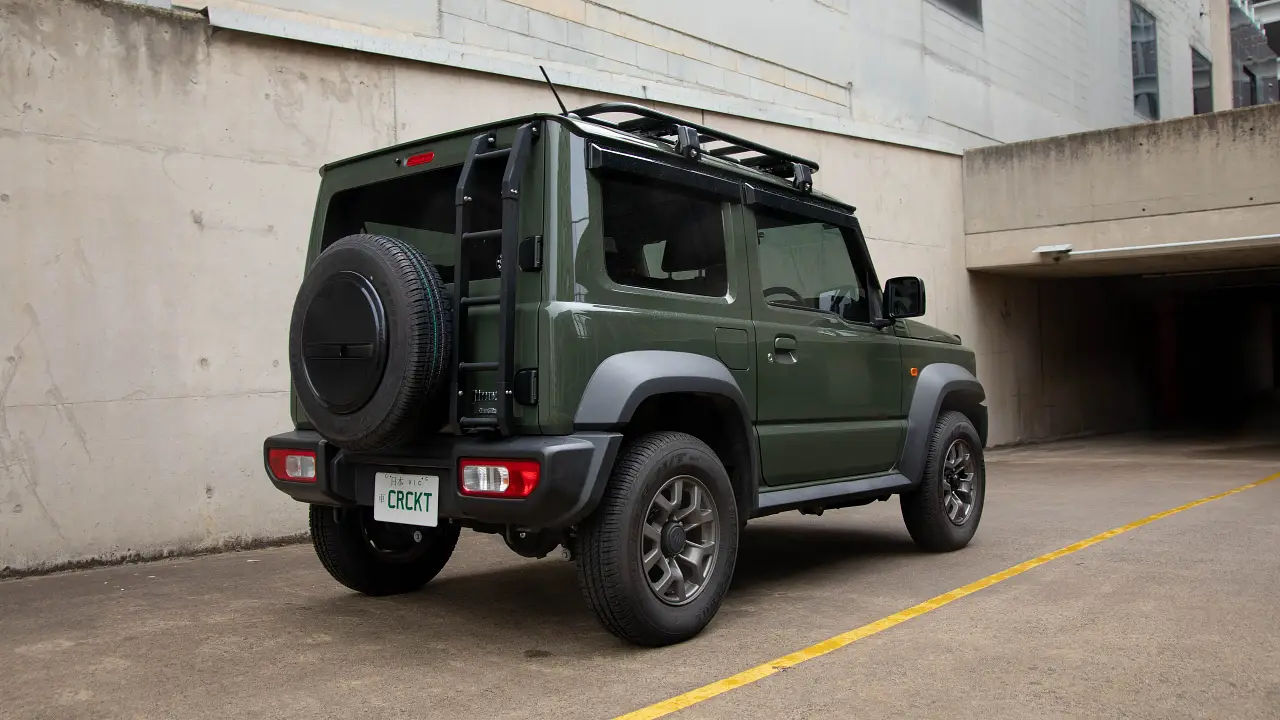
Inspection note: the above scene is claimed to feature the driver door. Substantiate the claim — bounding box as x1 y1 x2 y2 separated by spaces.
745 204 904 486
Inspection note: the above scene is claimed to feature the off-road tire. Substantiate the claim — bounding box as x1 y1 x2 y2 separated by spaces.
901 410 985 552
289 234 451 451
576 432 739 647
309 505 460 596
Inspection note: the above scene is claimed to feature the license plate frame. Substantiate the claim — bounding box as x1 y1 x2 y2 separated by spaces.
373 472 440 527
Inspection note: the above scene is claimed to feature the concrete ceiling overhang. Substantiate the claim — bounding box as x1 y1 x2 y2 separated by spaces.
973 234 1280 278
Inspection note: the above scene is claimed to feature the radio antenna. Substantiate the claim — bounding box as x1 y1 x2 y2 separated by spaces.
539 66 569 115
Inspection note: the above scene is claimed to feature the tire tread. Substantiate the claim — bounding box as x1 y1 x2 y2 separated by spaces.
901 410 985 552
309 506 459 596
576 431 737 646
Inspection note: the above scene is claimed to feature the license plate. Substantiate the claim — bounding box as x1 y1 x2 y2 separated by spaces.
373 472 439 527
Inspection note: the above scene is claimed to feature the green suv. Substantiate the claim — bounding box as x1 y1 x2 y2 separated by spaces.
263 103 988 646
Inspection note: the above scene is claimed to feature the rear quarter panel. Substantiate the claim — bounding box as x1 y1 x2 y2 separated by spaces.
537 127 755 434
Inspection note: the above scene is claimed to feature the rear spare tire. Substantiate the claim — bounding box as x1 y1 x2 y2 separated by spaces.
289 234 451 450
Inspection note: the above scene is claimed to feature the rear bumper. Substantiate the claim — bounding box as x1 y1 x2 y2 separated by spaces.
263 430 622 529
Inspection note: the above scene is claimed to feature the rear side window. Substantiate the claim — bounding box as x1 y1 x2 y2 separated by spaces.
322 163 504 283
599 174 728 297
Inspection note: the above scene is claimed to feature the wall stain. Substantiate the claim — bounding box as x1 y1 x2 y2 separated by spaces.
71 237 95 286
0 323 68 545
46 386 90 459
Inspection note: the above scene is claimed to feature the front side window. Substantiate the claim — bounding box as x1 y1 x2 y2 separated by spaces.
755 210 871 324
599 174 728 297
1131 3 1160 120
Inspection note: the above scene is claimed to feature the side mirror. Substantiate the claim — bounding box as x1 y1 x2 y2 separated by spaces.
884 276 926 320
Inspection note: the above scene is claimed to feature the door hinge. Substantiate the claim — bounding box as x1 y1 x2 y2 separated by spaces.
514 368 538 406
519 235 543 271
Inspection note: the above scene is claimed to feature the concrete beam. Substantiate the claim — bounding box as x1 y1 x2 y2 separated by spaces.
1257 0 1280 25
964 103 1280 275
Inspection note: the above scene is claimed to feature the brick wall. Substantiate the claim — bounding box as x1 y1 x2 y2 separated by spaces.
138 0 1221 151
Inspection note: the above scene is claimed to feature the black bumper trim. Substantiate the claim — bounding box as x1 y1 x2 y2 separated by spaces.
263 430 622 529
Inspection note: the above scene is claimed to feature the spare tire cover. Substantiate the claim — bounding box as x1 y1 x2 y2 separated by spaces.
289 234 451 450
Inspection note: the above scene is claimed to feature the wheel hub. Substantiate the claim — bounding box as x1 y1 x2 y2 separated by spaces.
941 438 978 526
640 475 720 607
660 522 687 557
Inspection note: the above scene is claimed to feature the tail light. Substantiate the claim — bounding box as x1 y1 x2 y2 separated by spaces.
268 448 317 482
459 459 539 498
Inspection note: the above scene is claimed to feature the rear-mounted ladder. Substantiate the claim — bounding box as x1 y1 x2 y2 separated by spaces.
450 122 539 435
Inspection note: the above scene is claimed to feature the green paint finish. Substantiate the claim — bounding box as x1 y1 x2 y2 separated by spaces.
714 328 751 371
293 122 543 433
897 322 979 413
897 318 963 345
739 204 905 485
290 112 980 497
538 132 755 433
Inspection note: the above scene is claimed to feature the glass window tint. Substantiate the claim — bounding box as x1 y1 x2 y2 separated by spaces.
1235 64 1259 108
756 210 871 324
932 0 981 24
599 174 728 297
323 162 505 284
1192 48 1213 115
1131 3 1160 120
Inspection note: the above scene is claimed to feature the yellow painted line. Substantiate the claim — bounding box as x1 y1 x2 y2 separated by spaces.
616 471 1280 720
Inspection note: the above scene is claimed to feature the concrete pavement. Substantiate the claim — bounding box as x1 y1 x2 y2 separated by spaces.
2 435 1278 719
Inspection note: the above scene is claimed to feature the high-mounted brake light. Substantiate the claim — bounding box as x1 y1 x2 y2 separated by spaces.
458 459 540 498
404 151 435 167
268 448 317 483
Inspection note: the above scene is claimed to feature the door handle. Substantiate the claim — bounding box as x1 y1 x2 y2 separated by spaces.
774 336 797 353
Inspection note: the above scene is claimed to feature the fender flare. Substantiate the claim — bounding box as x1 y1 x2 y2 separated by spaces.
897 363 987 485
574 350 760 515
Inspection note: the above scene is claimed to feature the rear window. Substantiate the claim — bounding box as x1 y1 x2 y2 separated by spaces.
321 162 504 283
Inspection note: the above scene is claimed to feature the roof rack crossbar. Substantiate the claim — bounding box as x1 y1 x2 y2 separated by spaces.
708 144 752 157
570 102 819 178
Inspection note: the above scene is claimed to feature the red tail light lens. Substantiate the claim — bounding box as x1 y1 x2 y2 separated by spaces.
268 448 317 483
458 459 540 498
404 151 435 167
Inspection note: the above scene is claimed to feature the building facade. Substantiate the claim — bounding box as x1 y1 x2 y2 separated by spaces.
126 0 1254 150
0 0 1274 572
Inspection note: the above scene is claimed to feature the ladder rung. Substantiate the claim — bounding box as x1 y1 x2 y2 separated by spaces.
460 417 500 429
476 148 511 161
459 361 499 372
461 295 500 308
462 229 502 241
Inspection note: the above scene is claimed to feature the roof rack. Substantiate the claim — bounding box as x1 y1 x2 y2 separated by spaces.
570 102 818 193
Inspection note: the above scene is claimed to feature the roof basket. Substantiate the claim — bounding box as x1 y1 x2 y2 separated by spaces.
570 102 818 193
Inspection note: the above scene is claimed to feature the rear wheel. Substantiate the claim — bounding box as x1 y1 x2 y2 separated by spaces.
309 505 460 596
576 432 739 646
901 411 986 552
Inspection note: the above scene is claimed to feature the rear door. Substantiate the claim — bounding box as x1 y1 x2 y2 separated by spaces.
743 190 904 486
311 122 545 434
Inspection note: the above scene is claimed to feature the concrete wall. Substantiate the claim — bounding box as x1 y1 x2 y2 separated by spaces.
133 0 1224 153
963 103 1280 275
0 0 973 571
962 275 1150 444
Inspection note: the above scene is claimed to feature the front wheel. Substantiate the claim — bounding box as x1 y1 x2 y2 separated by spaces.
309 505 460 596
900 411 986 552
576 432 739 646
